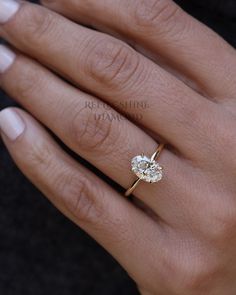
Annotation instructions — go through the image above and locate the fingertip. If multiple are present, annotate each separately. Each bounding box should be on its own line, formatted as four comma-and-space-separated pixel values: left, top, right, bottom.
0, 0, 20, 24
0, 107, 25, 141
0, 44, 16, 74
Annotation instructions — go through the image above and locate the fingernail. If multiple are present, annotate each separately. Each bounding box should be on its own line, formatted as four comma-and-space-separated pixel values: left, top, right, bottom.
0, 108, 25, 140
0, 45, 16, 73
0, 0, 20, 23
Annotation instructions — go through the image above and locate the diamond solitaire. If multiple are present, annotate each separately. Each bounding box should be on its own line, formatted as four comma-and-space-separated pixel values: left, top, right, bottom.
125, 144, 164, 197
131, 155, 163, 183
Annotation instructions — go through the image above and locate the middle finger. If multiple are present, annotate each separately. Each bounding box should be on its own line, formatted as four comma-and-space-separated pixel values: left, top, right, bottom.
0, 1, 213, 157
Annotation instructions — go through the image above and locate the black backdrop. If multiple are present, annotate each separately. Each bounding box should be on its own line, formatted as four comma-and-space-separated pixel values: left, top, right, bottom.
0, 1, 235, 294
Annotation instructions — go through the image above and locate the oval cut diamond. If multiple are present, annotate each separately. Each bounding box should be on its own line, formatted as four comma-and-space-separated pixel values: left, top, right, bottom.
131, 155, 163, 183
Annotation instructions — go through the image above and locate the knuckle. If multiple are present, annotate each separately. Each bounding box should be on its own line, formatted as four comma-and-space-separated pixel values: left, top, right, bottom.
27, 140, 54, 173
85, 38, 139, 86
13, 4, 55, 46
13, 60, 44, 99
70, 107, 120, 155
58, 174, 104, 224
133, 0, 181, 29
169, 252, 218, 294
179, 264, 215, 294
207, 204, 236, 243
175, 99, 206, 132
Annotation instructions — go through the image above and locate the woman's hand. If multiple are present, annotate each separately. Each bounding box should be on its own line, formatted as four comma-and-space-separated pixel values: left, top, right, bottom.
1, 0, 236, 294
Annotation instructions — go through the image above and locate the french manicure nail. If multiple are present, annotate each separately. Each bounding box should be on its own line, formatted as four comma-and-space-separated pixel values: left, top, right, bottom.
0, 0, 20, 23
0, 109, 25, 140
0, 45, 16, 73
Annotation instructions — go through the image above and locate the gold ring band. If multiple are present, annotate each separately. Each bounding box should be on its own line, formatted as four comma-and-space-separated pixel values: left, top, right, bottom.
125, 143, 164, 197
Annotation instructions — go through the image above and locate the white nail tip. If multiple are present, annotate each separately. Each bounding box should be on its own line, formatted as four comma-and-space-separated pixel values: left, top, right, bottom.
0, 0, 20, 23
0, 109, 25, 140
0, 45, 16, 73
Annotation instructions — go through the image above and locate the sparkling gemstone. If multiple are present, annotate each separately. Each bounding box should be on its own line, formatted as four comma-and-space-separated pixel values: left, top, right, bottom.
131, 155, 163, 183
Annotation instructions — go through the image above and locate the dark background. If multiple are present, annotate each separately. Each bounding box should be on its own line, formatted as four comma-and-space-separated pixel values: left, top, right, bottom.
0, 1, 235, 294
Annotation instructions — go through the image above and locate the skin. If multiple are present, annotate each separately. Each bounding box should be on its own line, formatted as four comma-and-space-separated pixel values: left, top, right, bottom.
1, 0, 236, 294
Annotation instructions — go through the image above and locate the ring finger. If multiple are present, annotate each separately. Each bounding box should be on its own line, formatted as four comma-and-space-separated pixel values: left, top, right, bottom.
0, 45, 185, 223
